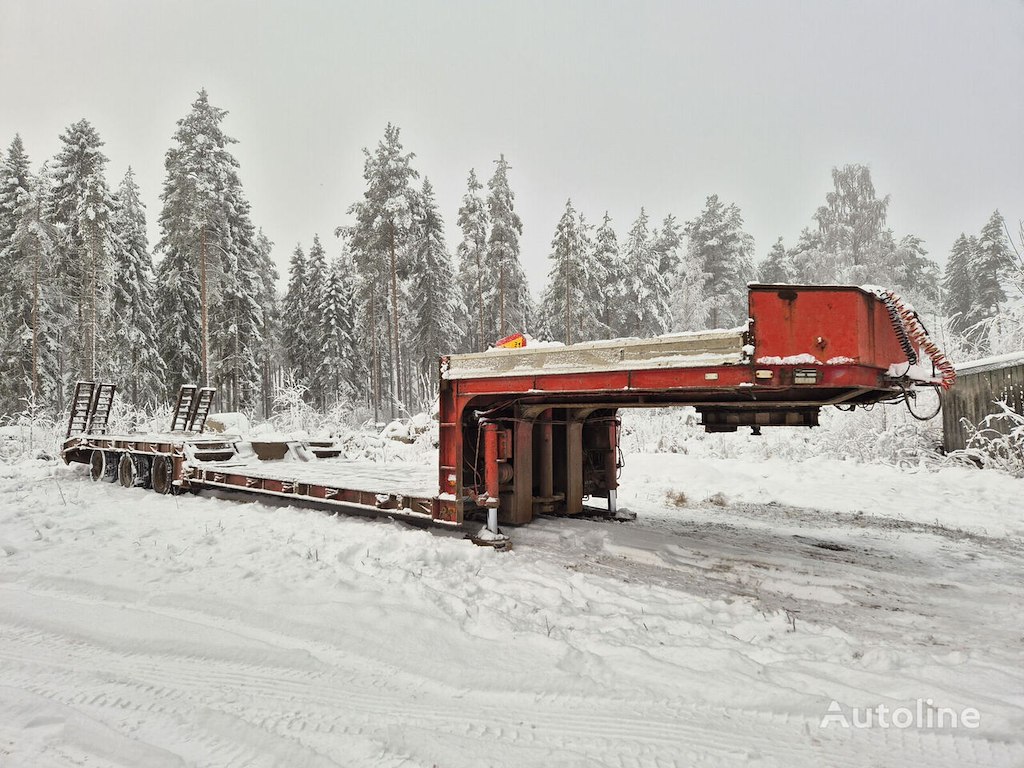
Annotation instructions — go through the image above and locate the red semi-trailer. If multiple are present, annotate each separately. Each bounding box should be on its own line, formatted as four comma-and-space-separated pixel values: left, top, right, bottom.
62, 285, 953, 544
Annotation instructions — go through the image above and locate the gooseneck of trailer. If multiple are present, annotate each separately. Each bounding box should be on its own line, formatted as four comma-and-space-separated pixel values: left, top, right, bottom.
62, 284, 953, 544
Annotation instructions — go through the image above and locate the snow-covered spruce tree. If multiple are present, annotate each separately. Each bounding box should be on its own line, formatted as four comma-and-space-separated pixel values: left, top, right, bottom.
787, 227, 833, 284
408, 178, 462, 403
620, 208, 670, 337
591, 212, 623, 338
684, 195, 755, 328
156, 89, 267, 404
455, 169, 489, 352
0, 136, 34, 413
975, 210, 1011, 316
943, 233, 977, 337
281, 243, 311, 384
887, 233, 941, 313
318, 248, 359, 410
343, 123, 419, 419
304, 234, 333, 407
758, 237, 794, 283
156, 90, 231, 392
209, 185, 266, 412
652, 214, 682, 275
538, 198, 599, 344
0, 135, 32, 271
49, 119, 117, 390
3, 165, 61, 414
107, 168, 164, 408
252, 230, 279, 418
484, 154, 532, 341
669, 242, 712, 332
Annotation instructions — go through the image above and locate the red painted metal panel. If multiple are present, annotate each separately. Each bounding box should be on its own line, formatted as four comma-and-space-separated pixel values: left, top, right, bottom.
749, 285, 909, 369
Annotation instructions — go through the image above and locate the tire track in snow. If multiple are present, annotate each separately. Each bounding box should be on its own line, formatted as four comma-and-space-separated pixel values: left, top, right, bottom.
4, 466, 1024, 767
1, 598, 1017, 768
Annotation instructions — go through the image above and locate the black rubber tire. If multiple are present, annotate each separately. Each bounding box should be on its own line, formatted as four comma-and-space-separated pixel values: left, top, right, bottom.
135, 455, 153, 489
90, 450, 117, 482
89, 450, 103, 481
118, 453, 141, 488
151, 456, 175, 495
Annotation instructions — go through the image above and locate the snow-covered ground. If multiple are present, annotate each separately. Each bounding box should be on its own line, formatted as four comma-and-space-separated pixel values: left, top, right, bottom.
1, 419, 1023, 767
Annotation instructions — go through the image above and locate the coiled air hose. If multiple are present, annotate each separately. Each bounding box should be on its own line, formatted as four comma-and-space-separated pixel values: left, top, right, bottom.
879, 289, 957, 390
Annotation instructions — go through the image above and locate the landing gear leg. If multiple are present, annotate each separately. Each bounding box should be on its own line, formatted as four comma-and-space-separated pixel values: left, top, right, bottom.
469, 421, 512, 550
609, 490, 636, 521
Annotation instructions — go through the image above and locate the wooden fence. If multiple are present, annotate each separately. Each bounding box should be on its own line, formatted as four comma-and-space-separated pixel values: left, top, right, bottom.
942, 352, 1024, 452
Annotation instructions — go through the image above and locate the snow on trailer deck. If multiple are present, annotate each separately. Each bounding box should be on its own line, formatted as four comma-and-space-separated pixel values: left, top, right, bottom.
189, 448, 439, 499
443, 327, 748, 379
62, 430, 448, 525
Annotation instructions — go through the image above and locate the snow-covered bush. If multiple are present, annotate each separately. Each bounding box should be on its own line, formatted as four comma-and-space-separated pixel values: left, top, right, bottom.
267, 378, 321, 437
0, 403, 61, 462
105, 398, 171, 435
379, 412, 435, 445
951, 401, 1024, 477
620, 397, 942, 468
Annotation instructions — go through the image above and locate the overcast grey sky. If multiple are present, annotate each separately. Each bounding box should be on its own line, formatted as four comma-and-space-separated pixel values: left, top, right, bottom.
3, 0, 1023, 293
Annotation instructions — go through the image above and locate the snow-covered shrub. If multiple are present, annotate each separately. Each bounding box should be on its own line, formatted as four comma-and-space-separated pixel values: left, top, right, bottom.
267, 378, 321, 437
379, 412, 435, 445
951, 401, 1024, 477
620, 398, 942, 468
205, 412, 251, 435
105, 398, 171, 435
0, 402, 61, 461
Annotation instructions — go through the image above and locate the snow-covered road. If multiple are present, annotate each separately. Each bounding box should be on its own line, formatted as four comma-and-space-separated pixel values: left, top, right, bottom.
1, 452, 1022, 767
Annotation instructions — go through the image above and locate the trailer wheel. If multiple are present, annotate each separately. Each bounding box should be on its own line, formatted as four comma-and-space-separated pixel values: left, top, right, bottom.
90, 450, 117, 483
118, 453, 151, 488
135, 455, 153, 489
151, 456, 175, 495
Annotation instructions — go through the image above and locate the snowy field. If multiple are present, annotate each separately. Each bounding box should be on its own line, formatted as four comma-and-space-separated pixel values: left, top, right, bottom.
1, 416, 1023, 767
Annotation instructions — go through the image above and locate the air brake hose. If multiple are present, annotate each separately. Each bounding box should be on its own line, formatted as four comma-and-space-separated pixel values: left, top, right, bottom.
880, 292, 918, 365
881, 290, 957, 390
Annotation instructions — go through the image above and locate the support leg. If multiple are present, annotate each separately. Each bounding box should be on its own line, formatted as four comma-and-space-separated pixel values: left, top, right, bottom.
566, 415, 584, 515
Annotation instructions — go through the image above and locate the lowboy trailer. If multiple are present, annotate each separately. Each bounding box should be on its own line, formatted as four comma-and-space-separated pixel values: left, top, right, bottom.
62, 284, 954, 544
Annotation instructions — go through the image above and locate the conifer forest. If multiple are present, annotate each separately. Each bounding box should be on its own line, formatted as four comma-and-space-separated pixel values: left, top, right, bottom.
1, 90, 1021, 423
